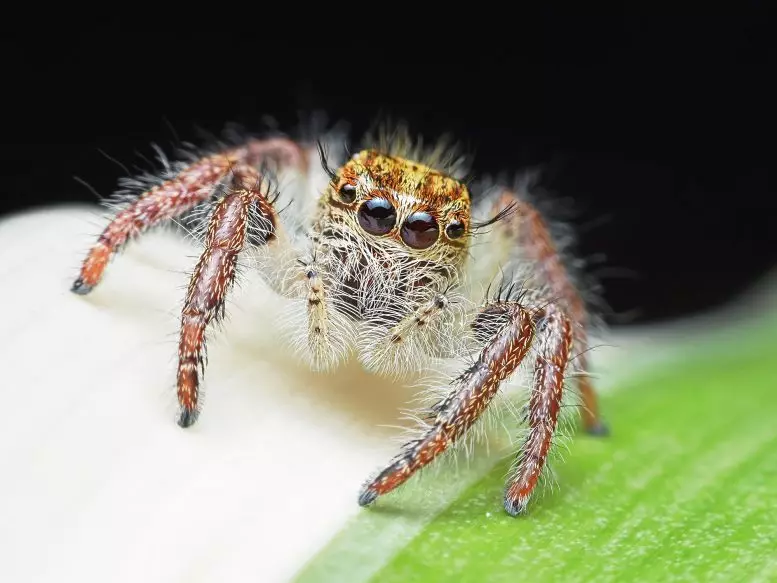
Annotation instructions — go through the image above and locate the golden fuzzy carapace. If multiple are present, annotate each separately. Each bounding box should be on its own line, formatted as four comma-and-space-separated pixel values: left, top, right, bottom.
322, 149, 471, 262
71, 121, 608, 516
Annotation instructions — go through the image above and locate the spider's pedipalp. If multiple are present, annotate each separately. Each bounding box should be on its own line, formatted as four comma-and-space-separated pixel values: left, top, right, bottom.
356, 284, 472, 378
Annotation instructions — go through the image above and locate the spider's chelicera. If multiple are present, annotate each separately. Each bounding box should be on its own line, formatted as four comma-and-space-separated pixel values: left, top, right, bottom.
71, 125, 608, 516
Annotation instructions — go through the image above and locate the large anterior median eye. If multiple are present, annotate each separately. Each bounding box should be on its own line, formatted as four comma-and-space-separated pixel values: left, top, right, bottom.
401, 212, 439, 249
358, 198, 396, 235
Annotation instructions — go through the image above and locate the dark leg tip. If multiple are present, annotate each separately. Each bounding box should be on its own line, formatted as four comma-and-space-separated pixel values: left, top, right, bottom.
70, 278, 93, 295
177, 408, 199, 428
503, 497, 528, 517
358, 487, 378, 507
585, 421, 610, 437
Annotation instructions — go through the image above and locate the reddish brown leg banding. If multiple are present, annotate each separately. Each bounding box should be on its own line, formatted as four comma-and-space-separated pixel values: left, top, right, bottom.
71, 137, 303, 294
503, 306, 572, 516
494, 190, 608, 436
72, 153, 239, 294
177, 185, 277, 427
358, 302, 536, 506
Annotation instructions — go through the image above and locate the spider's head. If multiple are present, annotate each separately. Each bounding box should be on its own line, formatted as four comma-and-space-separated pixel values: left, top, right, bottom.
321, 148, 471, 264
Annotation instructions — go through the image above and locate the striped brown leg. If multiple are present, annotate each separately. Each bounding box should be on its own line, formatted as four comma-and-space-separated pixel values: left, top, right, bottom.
176, 180, 278, 427
494, 190, 608, 435
503, 304, 572, 515
358, 301, 536, 507
71, 137, 303, 294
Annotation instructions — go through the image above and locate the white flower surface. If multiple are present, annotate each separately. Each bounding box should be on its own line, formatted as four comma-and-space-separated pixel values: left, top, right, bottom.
0, 205, 421, 582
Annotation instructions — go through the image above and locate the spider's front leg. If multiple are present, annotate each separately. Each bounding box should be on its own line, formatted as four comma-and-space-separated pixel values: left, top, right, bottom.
359, 299, 548, 513
502, 303, 572, 515
70, 137, 305, 293
177, 173, 279, 427
386, 292, 450, 346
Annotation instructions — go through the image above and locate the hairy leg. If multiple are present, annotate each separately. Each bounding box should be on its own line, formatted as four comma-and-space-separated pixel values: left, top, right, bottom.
177, 180, 279, 427
358, 300, 536, 506
503, 304, 571, 515
493, 190, 607, 435
71, 137, 304, 294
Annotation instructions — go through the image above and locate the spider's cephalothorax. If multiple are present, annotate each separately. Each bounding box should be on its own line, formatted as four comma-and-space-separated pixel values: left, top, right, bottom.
70, 124, 608, 516
301, 150, 472, 367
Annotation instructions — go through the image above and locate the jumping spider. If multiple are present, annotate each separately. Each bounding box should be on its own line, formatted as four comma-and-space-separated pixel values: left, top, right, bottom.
71, 124, 608, 516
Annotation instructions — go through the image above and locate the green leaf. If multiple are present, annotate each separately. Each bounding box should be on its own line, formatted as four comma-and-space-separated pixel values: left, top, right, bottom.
296, 309, 777, 583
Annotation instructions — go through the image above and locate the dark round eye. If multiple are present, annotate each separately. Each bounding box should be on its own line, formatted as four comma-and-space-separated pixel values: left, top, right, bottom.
445, 220, 466, 240
339, 183, 357, 203
358, 198, 396, 235
401, 212, 439, 249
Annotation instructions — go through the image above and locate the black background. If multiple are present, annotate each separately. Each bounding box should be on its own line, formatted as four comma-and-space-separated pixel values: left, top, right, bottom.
2, 9, 774, 326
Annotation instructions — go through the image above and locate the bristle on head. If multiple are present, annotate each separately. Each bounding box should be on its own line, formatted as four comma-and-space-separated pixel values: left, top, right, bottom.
360, 120, 473, 181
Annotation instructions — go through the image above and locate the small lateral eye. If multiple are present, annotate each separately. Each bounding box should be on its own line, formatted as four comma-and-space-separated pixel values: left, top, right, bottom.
401, 212, 439, 249
339, 183, 357, 203
445, 220, 466, 239
358, 198, 396, 235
